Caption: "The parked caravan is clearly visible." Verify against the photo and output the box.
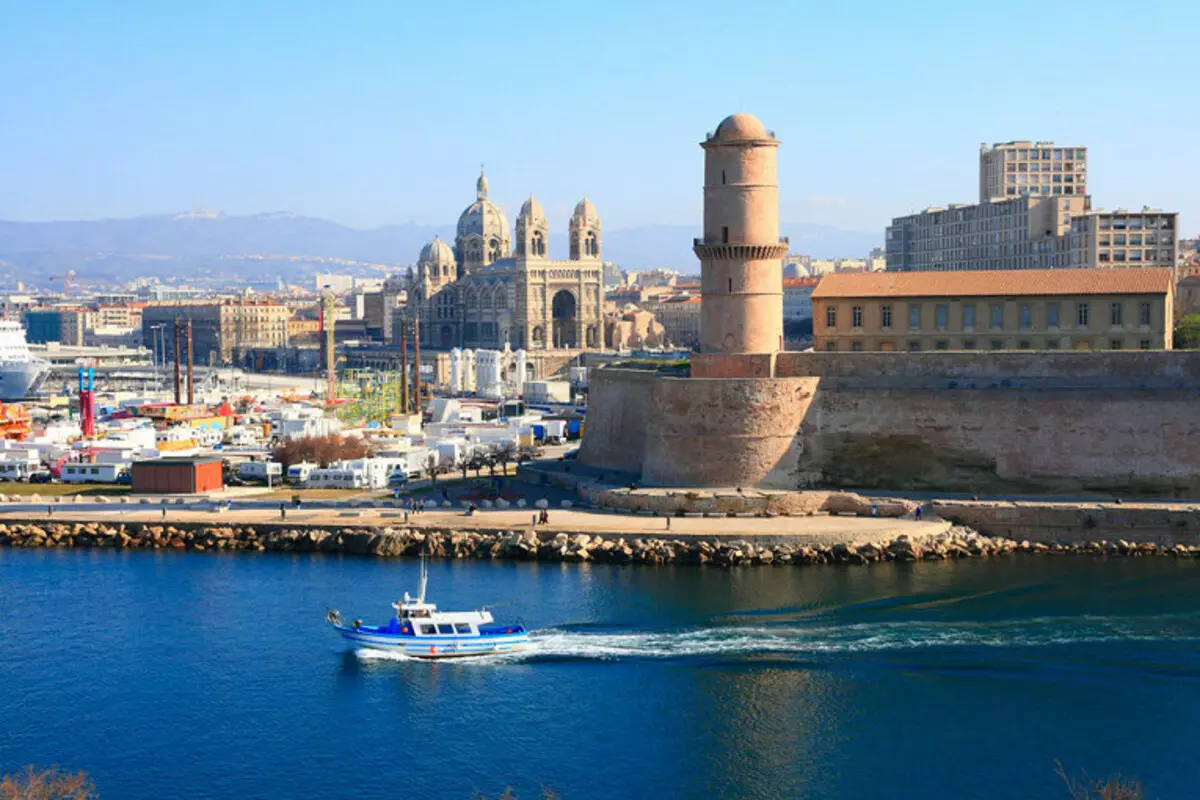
[286,462,318,483]
[238,461,283,483]
[60,462,128,483]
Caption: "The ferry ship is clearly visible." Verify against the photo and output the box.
[0,321,49,400]
[326,558,529,659]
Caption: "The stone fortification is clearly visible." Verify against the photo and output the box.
[580,351,1200,495]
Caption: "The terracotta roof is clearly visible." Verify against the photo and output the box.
[783,278,820,289]
[811,268,1174,299]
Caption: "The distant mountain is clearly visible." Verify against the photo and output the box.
[0,212,880,286]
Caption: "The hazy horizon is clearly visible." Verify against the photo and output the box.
[2,1,1197,236]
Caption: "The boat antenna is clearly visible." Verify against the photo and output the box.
[418,551,428,604]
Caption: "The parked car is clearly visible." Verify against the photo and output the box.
[115,472,132,486]
[387,471,409,488]
[28,471,53,484]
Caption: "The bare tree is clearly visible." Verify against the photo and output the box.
[494,442,518,474]
[272,434,375,468]
[1,766,97,800]
[1057,761,1145,800]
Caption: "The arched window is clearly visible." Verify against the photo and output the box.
[488,238,501,262]
[585,231,598,256]
[481,288,492,309]
[586,325,598,348]
[531,231,545,257]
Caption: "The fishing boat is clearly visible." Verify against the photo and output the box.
[325,558,529,659]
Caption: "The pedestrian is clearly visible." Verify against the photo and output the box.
[404,510,409,524]
[280,502,287,521]
[666,516,671,530]
[48,505,53,517]
[161,507,166,519]
[914,505,922,521]
[532,512,538,527]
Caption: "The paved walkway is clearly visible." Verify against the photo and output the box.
[0,503,950,545]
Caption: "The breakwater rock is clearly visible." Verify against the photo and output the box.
[3,521,1200,566]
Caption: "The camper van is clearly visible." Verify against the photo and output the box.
[61,462,128,484]
[238,461,283,484]
[305,468,367,490]
[286,462,318,484]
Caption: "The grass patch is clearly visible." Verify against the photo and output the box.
[0,483,132,497]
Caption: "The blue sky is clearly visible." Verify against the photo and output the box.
[1,0,1196,235]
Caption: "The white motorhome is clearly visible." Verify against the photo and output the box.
[286,462,318,483]
[238,461,283,483]
[60,462,128,483]
[305,468,367,489]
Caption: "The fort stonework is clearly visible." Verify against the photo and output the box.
[579,113,1200,495]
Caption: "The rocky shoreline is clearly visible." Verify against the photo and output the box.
[3,520,1200,565]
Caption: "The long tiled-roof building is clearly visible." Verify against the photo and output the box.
[812,267,1175,352]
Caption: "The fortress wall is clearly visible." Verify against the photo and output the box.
[797,386,1200,495]
[776,350,1200,388]
[576,368,657,475]
[642,377,816,489]
[581,353,1200,494]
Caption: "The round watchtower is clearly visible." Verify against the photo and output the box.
[694,113,787,354]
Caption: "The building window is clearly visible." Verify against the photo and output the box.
[879,341,894,351]
[1018,340,1031,350]
[721,226,729,244]
[825,341,836,351]
[908,341,921,352]
[908,304,921,329]
[1019,304,1031,330]
[1077,302,1089,328]
[1046,339,1059,350]
[1140,302,1151,326]
[880,305,892,329]
[826,307,837,328]
[990,304,1003,329]
[935,340,948,350]
[990,340,1004,350]
[852,306,863,329]
[1110,302,1123,327]
[963,305,976,329]
[1047,303,1060,328]
[1140,339,1152,350]
[963,339,976,350]
[935,304,948,329]
[1110,339,1123,350]
[851,341,863,352]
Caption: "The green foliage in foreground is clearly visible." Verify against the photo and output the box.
[1174,313,1200,349]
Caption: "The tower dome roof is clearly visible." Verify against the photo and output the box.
[456,168,511,243]
[573,196,599,221]
[519,194,545,220]
[418,235,456,267]
[713,113,768,141]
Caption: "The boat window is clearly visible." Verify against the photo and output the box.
[420,624,436,635]
[436,624,455,635]
[455,623,473,634]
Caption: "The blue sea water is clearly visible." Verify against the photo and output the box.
[2,549,1199,799]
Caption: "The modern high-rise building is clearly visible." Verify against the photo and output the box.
[979,141,1088,202]
[886,140,1177,272]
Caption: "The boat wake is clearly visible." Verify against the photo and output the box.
[353,613,1200,665]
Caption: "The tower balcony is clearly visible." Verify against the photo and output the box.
[693,239,790,261]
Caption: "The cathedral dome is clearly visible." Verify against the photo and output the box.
[713,113,768,141]
[456,198,511,242]
[418,236,456,267]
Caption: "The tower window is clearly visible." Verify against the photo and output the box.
[722,226,729,244]
[728,278,732,292]
[721,169,726,185]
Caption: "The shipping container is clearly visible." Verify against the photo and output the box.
[132,457,224,494]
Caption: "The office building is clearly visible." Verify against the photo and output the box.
[979,141,1087,202]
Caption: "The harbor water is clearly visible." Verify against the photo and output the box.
[2,549,1199,799]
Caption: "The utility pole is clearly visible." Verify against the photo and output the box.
[186,319,195,405]
[399,314,409,415]
[412,311,422,417]
[172,317,182,405]
[322,289,337,409]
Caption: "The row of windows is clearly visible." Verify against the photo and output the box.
[1001,148,1086,160]
[826,338,1154,352]
[825,301,1152,331]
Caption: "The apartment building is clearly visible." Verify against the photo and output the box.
[1061,209,1178,269]
[94,303,145,329]
[782,278,818,322]
[141,299,289,365]
[979,141,1088,202]
[812,267,1174,352]
[887,195,1086,272]
[651,295,701,348]
[25,307,92,346]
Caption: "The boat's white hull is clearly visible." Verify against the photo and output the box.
[335,625,529,659]
[0,358,48,400]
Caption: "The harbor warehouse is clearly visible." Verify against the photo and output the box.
[811,267,1175,352]
[132,457,224,494]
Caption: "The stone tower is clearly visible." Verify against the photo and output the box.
[694,113,787,355]
[569,197,602,260]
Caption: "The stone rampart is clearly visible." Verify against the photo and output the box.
[581,352,1200,495]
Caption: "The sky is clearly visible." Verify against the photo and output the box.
[1,0,1197,236]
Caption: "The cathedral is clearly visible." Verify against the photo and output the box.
[403,170,605,351]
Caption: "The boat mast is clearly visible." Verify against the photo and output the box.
[418,553,428,603]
